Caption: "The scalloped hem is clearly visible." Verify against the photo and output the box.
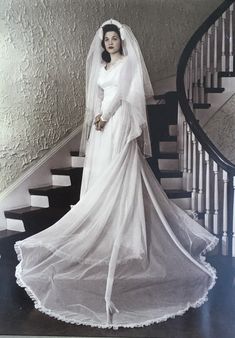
[14,235,218,330]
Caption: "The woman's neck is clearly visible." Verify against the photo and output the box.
[109,53,123,64]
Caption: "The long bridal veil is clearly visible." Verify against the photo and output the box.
[14,19,218,329]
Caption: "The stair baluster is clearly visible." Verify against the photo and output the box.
[222,170,228,255]
[204,152,212,232]
[193,46,199,103]
[206,27,212,88]
[213,20,219,88]
[198,143,204,213]
[191,133,197,212]
[186,124,192,191]
[199,37,205,103]
[221,12,226,71]
[229,4,234,71]
[213,162,219,235]
[232,176,235,257]
[182,120,188,190]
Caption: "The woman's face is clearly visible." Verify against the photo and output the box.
[104,31,121,55]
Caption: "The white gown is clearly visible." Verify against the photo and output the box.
[14,59,219,329]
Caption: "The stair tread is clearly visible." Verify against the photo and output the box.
[165,189,191,198]
[159,170,183,178]
[218,71,235,77]
[70,151,80,156]
[5,206,43,216]
[29,185,71,194]
[204,87,225,93]
[51,167,82,173]
[193,103,211,109]
[158,152,178,159]
[159,135,177,142]
[4,206,70,227]
[4,206,69,219]
[51,167,83,174]
[154,94,166,100]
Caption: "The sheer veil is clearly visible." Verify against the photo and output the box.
[79,18,154,158]
[14,18,218,330]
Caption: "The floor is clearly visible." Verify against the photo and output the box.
[0,230,235,338]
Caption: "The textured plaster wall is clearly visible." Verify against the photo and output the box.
[0,0,222,194]
[204,94,235,165]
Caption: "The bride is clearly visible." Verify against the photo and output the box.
[14,19,219,329]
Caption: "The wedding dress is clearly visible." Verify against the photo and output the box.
[14,56,219,329]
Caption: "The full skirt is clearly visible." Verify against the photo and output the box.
[14,105,218,329]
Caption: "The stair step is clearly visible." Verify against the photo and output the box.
[157,152,178,159]
[218,71,235,77]
[4,206,43,219]
[165,189,191,199]
[50,167,83,175]
[171,197,191,210]
[158,158,179,170]
[29,185,75,208]
[193,103,211,109]
[154,94,166,100]
[52,175,71,186]
[4,206,70,233]
[204,87,225,93]
[51,167,83,192]
[159,135,177,142]
[159,170,183,178]
[159,141,177,153]
[70,151,80,156]
[29,185,72,195]
[161,177,182,190]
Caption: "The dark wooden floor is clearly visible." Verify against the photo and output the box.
[0,230,235,338]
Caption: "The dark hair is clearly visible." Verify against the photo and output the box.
[101,24,123,62]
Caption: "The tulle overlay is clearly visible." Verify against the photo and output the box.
[14,60,218,329]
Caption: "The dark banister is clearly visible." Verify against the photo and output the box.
[176,0,235,175]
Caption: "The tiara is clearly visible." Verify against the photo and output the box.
[98,18,125,41]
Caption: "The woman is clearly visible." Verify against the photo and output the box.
[14,19,218,329]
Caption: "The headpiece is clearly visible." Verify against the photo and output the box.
[98,18,125,41]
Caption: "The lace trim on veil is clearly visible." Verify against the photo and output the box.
[14,236,218,330]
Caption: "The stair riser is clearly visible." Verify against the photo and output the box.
[52,175,71,186]
[31,195,49,208]
[169,125,177,136]
[158,159,179,170]
[161,177,182,190]
[71,156,85,167]
[159,141,177,153]
[171,197,191,210]
[6,218,25,232]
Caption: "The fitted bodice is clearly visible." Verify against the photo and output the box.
[97,57,127,104]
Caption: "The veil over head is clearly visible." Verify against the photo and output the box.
[79,18,154,158]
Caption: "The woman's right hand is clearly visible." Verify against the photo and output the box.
[94,114,101,130]
[94,114,107,131]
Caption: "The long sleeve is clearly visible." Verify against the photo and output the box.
[100,92,122,122]
[97,85,104,115]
